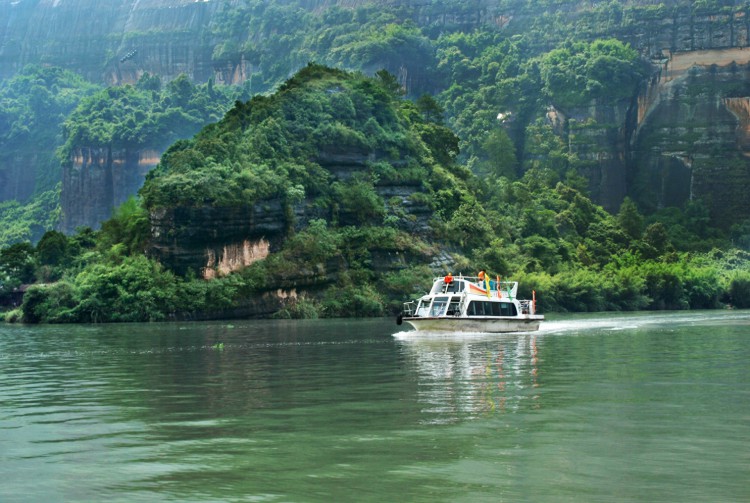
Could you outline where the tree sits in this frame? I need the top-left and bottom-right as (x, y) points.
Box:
(416, 94), (445, 124)
(0, 242), (37, 284)
(618, 197), (643, 240)
(375, 69), (404, 96)
(643, 222), (674, 257)
(36, 230), (70, 266)
(480, 129), (518, 179)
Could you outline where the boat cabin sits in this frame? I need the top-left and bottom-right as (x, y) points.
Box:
(404, 275), (535, 319)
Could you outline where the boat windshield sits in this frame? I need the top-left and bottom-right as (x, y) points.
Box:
(429, 296), (450, 317)
(446, 297), (461, 316)
(430, 279), (465, 295)
(415, 300), (429, 317)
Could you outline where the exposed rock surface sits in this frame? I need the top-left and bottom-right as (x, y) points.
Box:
(0, 0), (219, 84)
(61, 147), (159, 232)
(4, 1), (750, 86)
(548, 99), (635, 212)
(631, 61), (750, 226)
(149, 202), (286, 276)
(545, 50), (750, 222)
(0, 151), (39, 202)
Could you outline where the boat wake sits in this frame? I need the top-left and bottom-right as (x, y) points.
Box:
(394, 309), (750, 339)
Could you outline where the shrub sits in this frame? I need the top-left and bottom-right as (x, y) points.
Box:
(20, 282), (78, 323)
(321, 284), (384, 317)
(4, 308), (22, 323)
(273, 297), (320, 319)
(728, 273), (750, 308)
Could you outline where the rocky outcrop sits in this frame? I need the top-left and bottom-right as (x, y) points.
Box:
(203, 239), (270, 279)
(61, 146), (159, 232)
(548, 99), (635, 212)
(543, 49), (750, 224)
(631, 61), (750, 226)
(149, 179), (433, 279)
(149, 202), (287, 276)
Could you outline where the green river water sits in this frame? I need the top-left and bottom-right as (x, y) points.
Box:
(1, 311), (748, 502)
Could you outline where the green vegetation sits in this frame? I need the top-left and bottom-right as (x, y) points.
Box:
(0, 187), (62, 245)
(3, 65), (750, 323)
(0, 67), (99, 244)
(0, 70), (246, 249)
(3, 2), (750, 322)
(0, 65), (100, 194)
(141, 64), (461, 211)
(60, 74), (245, 157)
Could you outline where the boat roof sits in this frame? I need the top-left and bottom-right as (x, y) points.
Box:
(427, 275), (519, 299)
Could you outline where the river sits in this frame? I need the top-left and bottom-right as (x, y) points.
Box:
(1, 311), (748, 502)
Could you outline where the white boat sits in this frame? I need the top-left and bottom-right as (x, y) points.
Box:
(396, 274), (543, 333)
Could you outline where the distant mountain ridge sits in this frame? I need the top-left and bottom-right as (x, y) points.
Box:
(6, 1), (750, 87)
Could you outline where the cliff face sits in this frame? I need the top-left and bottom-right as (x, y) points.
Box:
(547, 99), (635, 212)
(551, 55), (750, 225)
(631, 61), (750, 227)
(0, 0), (220, 84)
(5, 1), (749, 87)
(0, 150), (39, 202)
(61, 146), (159, 232)
(149, 203), (284, 277)
(503, 4), (750, 57)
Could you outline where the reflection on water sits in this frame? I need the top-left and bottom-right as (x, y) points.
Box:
(396, 333), (541, 423)
(1, 312), (750, 502)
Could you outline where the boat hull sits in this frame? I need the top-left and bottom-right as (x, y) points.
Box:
(402, 316), (542, 333)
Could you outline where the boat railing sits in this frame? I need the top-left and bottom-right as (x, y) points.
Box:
(519, 299), (535, 315)
(402, 301), (417, 316)
(433, 276), (519, 298)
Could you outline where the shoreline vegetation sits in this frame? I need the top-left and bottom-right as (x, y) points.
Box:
(3, 244), (750, 324)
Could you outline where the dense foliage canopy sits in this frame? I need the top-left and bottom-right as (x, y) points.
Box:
(141, 64), (462, 211)
(60, 74), (245, 157)
(0, 66), (99, 192)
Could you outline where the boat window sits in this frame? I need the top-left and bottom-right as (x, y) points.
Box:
(446, 281), (464, 293)
(467, 301), (518, 316)
(434, 280), (464, 294)
(467, 301), (482, 316)
(416, 300), (429, 317)
(429, 296), (449, 317)
(501, 302), (517, 316)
